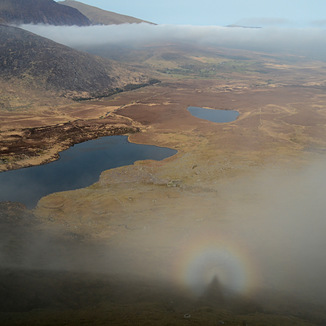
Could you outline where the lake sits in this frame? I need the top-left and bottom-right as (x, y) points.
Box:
(0, 136), (177, 208)
(188, 106), (239, 123)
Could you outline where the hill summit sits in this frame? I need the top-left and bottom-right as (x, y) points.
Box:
(0, 0), (91, 26)
(0, 24), (149, 101)
(59, 0), (154, 25)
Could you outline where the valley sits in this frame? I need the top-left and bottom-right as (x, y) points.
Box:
(2, 69), (326, 324)
(2, 2), (326, 323)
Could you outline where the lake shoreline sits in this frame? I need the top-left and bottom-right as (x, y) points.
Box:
(2, 77), (326, 324)
(0, 135), (177, 208)
(187, 106), (239, 123)
(0, 117), (141, 172)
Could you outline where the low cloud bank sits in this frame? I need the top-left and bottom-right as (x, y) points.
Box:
(219, 161), (326, 303)
(2, 160), (326, 306)
(21, 23), (326, 60)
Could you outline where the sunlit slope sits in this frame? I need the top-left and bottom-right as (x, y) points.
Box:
(59, 0), (154, 25)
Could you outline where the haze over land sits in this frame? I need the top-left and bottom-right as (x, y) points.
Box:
(2, 1), (326, 325)
(22, 23), (326, 61)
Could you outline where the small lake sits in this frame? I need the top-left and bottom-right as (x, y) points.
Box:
(188, 106), (239, 123)
(0, 136), (177, 208)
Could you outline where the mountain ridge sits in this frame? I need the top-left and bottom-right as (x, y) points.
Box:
(58, 0), (154, 25)
(0, 0), (91, 26)
(0, 24), (150, 104)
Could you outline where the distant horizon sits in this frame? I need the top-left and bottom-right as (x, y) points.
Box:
(56, 0), (326, 27)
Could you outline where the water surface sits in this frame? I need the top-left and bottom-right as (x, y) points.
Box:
(188, 106), (239, 123)
(0, 136), (177, 208)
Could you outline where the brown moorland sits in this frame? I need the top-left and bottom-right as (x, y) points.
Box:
(2, 43), (326, 325)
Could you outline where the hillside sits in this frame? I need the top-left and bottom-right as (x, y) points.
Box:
(0, 24), (149, 103)
(59, 0), (154, 25)
(0, 0), (91, 26)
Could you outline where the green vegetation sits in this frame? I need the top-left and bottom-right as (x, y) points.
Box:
(156, 60), (268, 79)
(96, 44), (276, 81)
(73, 79), (161, 101)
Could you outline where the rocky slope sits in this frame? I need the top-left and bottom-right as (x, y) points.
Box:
(0, 0), (91, 26)
(59, 0), (154, 25)
(0, 24), (149, 100)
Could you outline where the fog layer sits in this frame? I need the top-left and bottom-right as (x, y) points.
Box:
(21, 23), (326, 60)
(3, 21), (326, 311)
(218, 161), (326, 303)
(2, 160), (326, 305)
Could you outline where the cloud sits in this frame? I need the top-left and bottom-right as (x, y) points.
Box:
(235, 17), (293, 27)
(4, 159), (326, 305)
(311, 19), (326, 27)
(218, 161), (326, 303)
(21, 23), (326, 60)
(5, 22), (326, 308)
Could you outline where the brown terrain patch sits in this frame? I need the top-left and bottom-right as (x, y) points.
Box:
(2, 58), (326, 325)
(30, 78), (326, 234)
(0, 102), (141, 171)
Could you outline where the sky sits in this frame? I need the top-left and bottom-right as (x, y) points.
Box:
(57, 0), (326, 27)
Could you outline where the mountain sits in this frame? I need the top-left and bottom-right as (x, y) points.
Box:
(0, 0), (91, 26)
(0, 24), (149, 101)
(58, 0), (154, 25)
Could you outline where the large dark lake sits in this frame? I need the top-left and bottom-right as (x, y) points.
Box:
(188, 106), (239, 123)
(0, 136), (177, 208)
